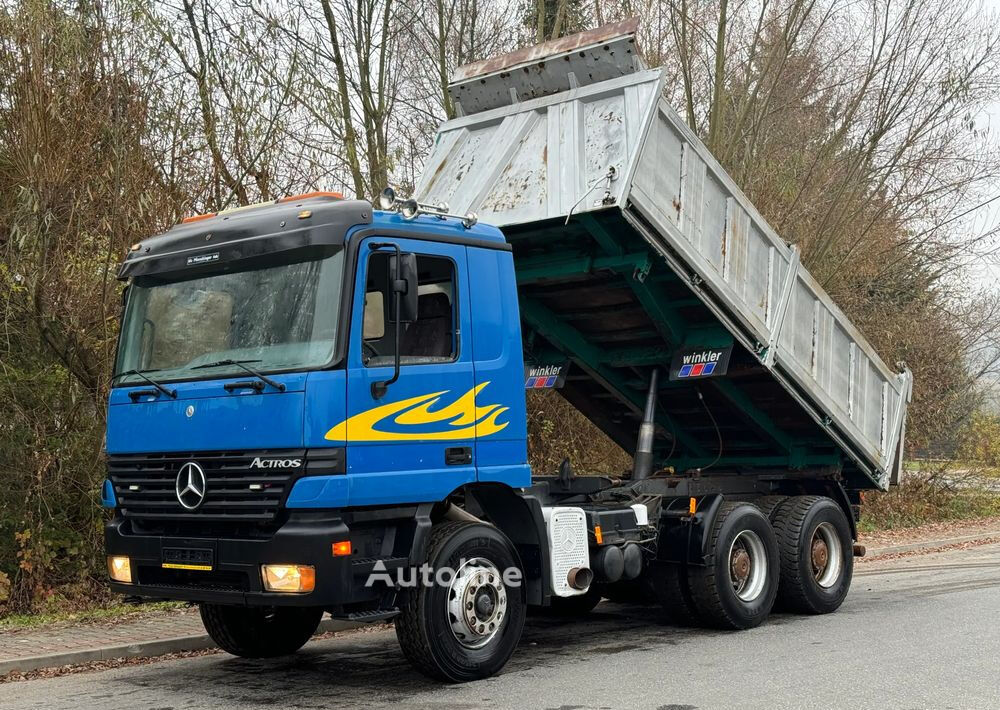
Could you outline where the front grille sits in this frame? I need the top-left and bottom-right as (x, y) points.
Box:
(108, 449), (312, 524)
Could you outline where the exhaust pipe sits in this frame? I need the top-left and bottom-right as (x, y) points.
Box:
(567, 567), (594, 590)
(632, 368), (660, 481)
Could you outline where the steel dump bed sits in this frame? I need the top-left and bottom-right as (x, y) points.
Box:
(415, 20), (911, 491)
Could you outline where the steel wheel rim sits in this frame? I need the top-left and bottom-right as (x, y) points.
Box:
(812, 522), (843, 589)
(728, 530), (767, 602)
(447, 557), (507, 649)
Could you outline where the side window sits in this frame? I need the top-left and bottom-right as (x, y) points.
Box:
(363, 252), (457, 366)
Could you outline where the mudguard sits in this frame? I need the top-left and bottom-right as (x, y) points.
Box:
(655, 493), (725, 566)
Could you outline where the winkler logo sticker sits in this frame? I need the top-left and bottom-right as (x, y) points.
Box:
(324, 382), (509, 442)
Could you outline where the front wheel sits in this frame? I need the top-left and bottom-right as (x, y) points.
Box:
(200, 604), (323, 658)
(395, 521), (526, 682)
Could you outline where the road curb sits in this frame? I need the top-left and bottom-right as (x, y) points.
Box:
(864, 530), (1000, 558)
(0, 618), (359, 677)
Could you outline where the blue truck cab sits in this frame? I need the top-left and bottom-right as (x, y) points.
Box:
(105, 194), (535, 608)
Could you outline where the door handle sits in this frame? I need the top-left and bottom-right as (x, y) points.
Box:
(445, 447), (472, 466)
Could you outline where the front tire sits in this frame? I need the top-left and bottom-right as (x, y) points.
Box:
(200, 604), (323, 658)
(687, 502), (779, 629)
(772, 496), (854, 614)
(395, 521), (526, 682)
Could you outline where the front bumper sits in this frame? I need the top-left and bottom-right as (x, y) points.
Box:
(105, 509), (423, 608)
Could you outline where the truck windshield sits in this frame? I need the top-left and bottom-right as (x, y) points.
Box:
(114, 251), (344, 385)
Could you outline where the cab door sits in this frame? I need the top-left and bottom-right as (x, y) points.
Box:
(333, 236), (477, 506)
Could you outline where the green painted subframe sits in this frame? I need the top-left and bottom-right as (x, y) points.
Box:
(521, 213), (831, 473)
(514, 251), (649, 285)
(708, 378), (793, 453)
(578, 214), (686, 346)
(519, 297), (707, 458)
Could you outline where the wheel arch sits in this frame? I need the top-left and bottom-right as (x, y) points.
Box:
(450, 482), (550, 606)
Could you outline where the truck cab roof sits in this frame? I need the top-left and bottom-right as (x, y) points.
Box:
(118, 193), (507, 281)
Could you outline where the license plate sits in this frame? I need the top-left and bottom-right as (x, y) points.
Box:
(162, 547), (214, 571)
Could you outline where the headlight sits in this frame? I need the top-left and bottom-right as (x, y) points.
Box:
(261, 564), (315, 593)
(108, 556), (133, 583)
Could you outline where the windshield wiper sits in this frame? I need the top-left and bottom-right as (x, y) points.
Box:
(114, 369), (177, 399)
(191, 359), (287, 392)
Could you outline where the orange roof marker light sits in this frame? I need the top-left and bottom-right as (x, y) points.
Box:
(180, 212), (217, 224)
(278, 191), (344, 203)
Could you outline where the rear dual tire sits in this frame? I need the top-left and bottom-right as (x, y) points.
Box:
(685, 502), (780, 629)
(772, 496), (854, 614)
(655, 497), (853, 628)
(653, 562), (702, 626)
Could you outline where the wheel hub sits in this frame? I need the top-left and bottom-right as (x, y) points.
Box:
(811, 537), (829, 574)
(731, 547), (751, 585)
(727, 530), (768, 602)
(448, 558), (507, 649)
(811, 522), (843, 589)
(475, 591), (495, 617)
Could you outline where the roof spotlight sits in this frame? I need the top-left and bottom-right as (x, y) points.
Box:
(378, 185), (476, 229)
(378, 187), (397, 211)
(400, 199), (420, 220)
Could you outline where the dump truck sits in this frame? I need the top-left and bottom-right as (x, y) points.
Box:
(102, 20), (911, 683)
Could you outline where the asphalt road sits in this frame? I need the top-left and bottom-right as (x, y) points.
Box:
(2, 543), (999, 710)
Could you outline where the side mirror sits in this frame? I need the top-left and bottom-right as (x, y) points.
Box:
(369, 242), (418, 399)
(390, 252), (419, 324)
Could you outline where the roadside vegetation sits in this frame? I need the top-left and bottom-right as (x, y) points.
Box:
(2, 0), (1000, 617)
(861, 413), (1000, 530)
(860, 474), (1000, 532)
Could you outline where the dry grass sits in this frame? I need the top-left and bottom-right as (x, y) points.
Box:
(860, 464), (1000, 532)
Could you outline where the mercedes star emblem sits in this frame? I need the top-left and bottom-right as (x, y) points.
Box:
(175, 461), (207, 510)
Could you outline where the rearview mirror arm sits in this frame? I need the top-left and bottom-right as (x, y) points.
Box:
(369, 241), (403, 399)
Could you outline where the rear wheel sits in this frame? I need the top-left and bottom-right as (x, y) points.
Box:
(772, 496), (854, 614)
(754, 495), (789, 520)
(543, 585), (603, 616)
(651, 562), (701, 627)
(200, 604), (323, 658)
(601, 576), (657, 604)
(687, 502), (779, 629)
(395, 521), (526, 682)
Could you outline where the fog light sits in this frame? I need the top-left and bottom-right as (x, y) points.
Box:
(108, 556), (133, 584)
(261, 564), (315, 593)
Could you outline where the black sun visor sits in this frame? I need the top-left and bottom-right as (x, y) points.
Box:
(118, 197), (372, 280)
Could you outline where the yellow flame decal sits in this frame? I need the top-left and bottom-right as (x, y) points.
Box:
(324, 382), (509, 442)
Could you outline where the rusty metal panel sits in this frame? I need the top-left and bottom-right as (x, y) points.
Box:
(417, 69), (663, 225)
(449, 19), (644, 115)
